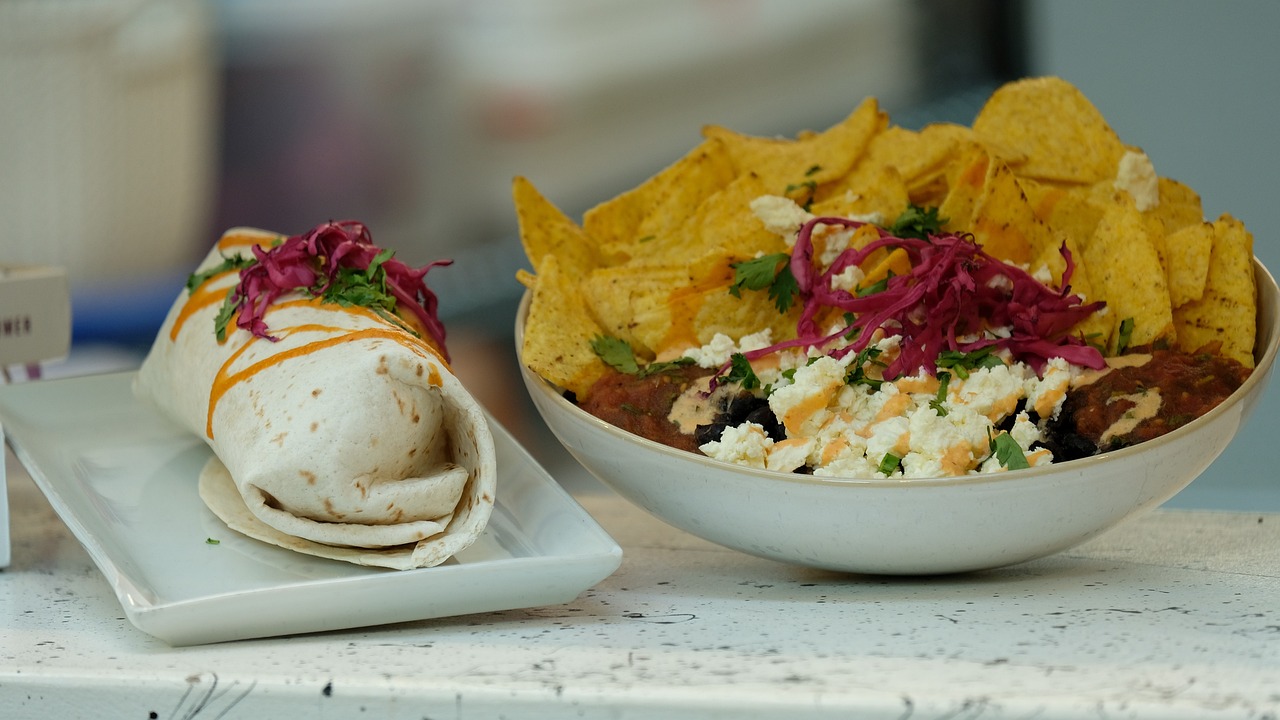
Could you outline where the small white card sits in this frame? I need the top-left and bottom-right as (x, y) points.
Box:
(1, 263), (71, 567)
(0, 264), (71, 367)
(1, 424), (9, 569)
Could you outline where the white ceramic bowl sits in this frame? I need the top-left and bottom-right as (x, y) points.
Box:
(517, 260), (1280, 574)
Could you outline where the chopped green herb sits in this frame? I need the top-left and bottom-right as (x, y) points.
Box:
(989, 431), (1030, 470)
(725, 353), (761, 390)
(936, 346), (1004, 379)
(729, 253), (800, 313)
(889, 204), (946, 241)
(213, 288), (240, 342)
(784, 180), (818, 210)
(804, 164), (822, 177)
(844, 346), (885, 389)
(841, 313), (861, 340)
(1116, 317), (1136, 354)
(640, 357), (696, 377)
(1079, 331), (1107, 354)
(877, 453), (901, 476)
(205, 537), (221, 545)
(186, 254), (255, 293)
(930, 370), (951, 416)
(591, 335), (641, 375)
(856, 273), (891, 297)
(589, 334), (694, 378)
(637, 235), (656, 244)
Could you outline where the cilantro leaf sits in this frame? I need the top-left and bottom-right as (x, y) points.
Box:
(639, 357), (696, 378)
(729, 253), (799, 313)
(591, 335), (641, 375)
(186, 254), (254, 292)
(590, 335), (695, 378)
(890, 204), (946, 241)
(213, 288), (241, 342)
(844, 346), (885, 389)
(725, 353), (761, 390)
(989, 431), (1031, 470)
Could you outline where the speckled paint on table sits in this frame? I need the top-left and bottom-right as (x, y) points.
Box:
(2, 454), (1279, 719)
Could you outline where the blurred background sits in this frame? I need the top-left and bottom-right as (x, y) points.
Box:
(2, 0), (1276, 506)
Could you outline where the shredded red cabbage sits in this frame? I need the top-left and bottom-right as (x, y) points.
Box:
(721, 216), (1105, 384)
(227, 220), (451, 360)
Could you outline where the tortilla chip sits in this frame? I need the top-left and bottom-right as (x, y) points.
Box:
(1084, 198), (1175, 351)
(937, 142), (991, 234)
(583, 138), (736, 255)
(973, 76), (1127, 185)
(520, 255), (609, 398)
(967, 159), (1058, 266)
(581, 264), (688, 357)
(1164, 221), (1214, 307)
(823, 123), (972, 208)
(677, 172), (784, 263)
(685, 252), (800, 353)
(513, 176), (599, 278)
(810, 163), (910, 224)
(703, 97), (886, 197)
(1149, 177), (1204, 234)
(1021, 179), (1106, 252)
(1172, 214), (1256, 367)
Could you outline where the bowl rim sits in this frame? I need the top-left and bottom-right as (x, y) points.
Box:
(516, 257), (1280, 490)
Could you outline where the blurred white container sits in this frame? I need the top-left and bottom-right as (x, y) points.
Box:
(0, 0), (218, 286)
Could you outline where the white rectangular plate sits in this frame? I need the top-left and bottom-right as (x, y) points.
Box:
(0, 371), (622, 646)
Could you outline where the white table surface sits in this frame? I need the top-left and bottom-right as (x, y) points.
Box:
(3, 449), (1279, 720)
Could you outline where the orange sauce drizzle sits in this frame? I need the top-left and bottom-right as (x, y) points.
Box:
(170, 271), (235, 341)
(205, 322), (443, 439)
(170, 232), (277, 341)
(217, 231), (280, 252)
(170, 236), (449, 440)
(199, 297), (445, 439)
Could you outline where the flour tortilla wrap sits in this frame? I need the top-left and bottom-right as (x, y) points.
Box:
(134, 227), (496, 570)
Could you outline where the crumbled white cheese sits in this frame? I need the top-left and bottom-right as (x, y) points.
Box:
(750, 195), (813, 239)
(950, 364), (1032, 422)
(700, 422), (772, 469)
(683, 329), (774, 369)
(766, 437), (814, 473)
(1114, 150), (1159, 211)
(1025, 356), (1072, 420)
(768, 355), (849, 438)
(707, 345), (1078, 479)
(830, 264), (866, 293)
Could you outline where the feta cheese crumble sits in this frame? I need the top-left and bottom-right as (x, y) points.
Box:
(694, 342), (1070, 479)
(1114, 150), (1159, 212)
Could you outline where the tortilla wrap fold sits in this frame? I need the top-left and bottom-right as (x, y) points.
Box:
(134, 226), (496, 570)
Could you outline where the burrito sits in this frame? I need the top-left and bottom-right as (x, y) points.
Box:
(134, 220), (496, 569)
